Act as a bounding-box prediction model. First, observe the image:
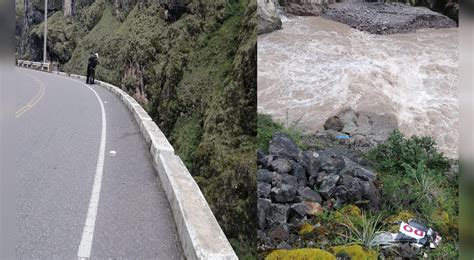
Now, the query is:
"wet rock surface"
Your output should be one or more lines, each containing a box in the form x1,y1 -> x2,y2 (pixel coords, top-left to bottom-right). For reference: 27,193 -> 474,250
257,0 -> 282,34
257,117 -> 382,248
323,2 -> 457,34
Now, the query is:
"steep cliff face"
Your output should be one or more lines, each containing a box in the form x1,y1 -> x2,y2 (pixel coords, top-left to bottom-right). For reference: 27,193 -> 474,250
16,0 -> 257,256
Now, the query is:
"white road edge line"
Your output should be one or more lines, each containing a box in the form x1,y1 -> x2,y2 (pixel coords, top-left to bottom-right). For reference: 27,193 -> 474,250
58,76 -> 107,259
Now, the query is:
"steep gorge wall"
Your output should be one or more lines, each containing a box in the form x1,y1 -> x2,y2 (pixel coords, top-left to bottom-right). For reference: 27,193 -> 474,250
16,0 -> 257,257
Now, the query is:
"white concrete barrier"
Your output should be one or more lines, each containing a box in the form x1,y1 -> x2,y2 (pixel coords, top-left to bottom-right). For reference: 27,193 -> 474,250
17,65 -> 238,260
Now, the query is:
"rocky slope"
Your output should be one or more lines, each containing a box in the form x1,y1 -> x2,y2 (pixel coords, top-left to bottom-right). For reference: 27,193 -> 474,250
16,0 -> 257,257
257,111 -> 458,258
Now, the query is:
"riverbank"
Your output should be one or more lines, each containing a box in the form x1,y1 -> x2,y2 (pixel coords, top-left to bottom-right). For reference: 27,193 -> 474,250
323,2 -> 457,35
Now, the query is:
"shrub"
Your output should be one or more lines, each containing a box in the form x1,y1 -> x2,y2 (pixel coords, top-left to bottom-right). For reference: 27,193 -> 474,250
367,130 -> 450,175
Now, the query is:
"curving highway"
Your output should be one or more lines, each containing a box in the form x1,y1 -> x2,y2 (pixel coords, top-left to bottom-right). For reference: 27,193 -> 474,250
15,67 -> 184,259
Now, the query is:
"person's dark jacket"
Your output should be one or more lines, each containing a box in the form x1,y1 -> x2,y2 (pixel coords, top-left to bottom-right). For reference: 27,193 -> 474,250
88,55 -> 99,70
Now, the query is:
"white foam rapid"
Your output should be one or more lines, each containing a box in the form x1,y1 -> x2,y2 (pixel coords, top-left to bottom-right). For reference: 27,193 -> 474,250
258,16 -> 458,157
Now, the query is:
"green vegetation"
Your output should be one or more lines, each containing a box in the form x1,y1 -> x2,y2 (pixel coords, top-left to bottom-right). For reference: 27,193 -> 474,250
339,211 -> 383,249
368,130 -> 458,257
257,115 -> 458,258
257,113 -> 304,151
18,0 -> 256,257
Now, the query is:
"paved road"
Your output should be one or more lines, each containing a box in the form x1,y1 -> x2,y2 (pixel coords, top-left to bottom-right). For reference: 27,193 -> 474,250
16,67 -> 184,259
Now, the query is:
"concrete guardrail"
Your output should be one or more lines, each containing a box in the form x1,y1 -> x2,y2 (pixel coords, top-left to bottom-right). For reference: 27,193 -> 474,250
17,60 -> 51,71
17,62 -> 238,260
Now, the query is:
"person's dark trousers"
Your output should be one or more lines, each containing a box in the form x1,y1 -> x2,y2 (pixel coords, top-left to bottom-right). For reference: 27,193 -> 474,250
86,66 -> 92,84
90,69 -> 95,84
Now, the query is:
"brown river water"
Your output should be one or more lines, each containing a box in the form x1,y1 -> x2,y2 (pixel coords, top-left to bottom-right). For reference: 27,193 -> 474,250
258,16 -> 458,158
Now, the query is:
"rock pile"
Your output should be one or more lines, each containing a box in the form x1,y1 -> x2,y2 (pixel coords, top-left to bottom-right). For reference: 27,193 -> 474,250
257,132 -> 380,249
323,2 -> 457,34
322,109 -> 398,146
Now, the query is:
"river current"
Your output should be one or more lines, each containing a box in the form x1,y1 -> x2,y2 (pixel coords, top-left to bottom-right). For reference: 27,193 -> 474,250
258,16 -> 458,157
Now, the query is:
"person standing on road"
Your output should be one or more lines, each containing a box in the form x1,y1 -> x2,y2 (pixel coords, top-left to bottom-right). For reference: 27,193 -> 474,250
86,53 -> 99,84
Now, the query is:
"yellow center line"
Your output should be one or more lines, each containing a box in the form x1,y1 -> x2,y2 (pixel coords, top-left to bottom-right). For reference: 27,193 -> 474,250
16,72 -> 46,119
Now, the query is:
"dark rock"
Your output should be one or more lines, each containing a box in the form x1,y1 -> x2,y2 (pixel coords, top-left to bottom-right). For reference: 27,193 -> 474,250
273,173 -> 298,188
324,2 -> 457,35
268,133 -> 301,160
320,155 -> 346,173
307,171 -> 319,187
276,241 -> 292,250
302,150 -> 321,176
270,158 -> 292,174
267,203 -> 290,226
398,243 -> 418,258
268,224 -> 290,241
324,116 -> 343,131
270,184 -> 298,203
257,229 -> 270,242
360,181 -> 380,208
257,0 -> 282,35
257,149 -> 266,165
318,174 -> 340,199
340,157 -> 377,182
258,182 -> 272,198
298,187 -> 322,203
258,155 -> 274,169
257,198 -> 272,230
291,162 -> 307,187
257,169 -> 274,183
290,202 -> 309,218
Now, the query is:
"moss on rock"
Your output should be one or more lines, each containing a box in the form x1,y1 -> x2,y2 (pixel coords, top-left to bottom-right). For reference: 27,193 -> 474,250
329,245 -> 378,260
265,248 -> 336,260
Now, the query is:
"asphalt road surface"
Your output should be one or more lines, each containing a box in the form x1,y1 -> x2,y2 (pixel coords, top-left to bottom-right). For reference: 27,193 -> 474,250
16,67 -> 184,259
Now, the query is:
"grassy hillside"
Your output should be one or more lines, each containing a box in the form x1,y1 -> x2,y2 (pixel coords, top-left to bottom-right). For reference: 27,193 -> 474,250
19,0 -> 257,257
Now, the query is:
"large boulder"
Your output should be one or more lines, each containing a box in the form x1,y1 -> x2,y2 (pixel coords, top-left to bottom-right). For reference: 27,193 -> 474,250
298,187 -> 323,203
271,183 -> 298,203
269,133 -> 302,160
267,203 -> 290,226
258,0 -> 282,35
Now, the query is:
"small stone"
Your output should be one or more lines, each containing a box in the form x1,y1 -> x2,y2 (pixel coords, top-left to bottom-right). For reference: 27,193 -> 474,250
304,201 -> 323,216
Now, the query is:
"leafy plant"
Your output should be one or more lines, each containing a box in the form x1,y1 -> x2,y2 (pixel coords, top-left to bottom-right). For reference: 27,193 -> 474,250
367,130 -> 450,175
339,210 -> 383,249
